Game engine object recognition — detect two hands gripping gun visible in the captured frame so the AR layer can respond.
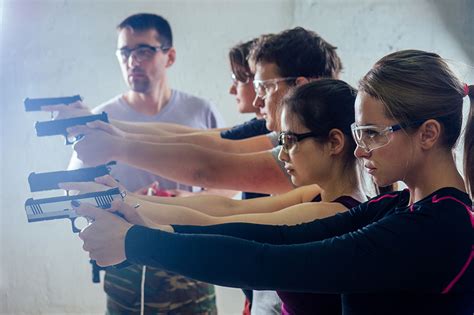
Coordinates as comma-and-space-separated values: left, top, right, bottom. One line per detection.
24, 95, 109, 144
25, 162, 122, 283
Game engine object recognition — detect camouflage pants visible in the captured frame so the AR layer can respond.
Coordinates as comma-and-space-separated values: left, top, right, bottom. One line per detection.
104, 265, 217, 315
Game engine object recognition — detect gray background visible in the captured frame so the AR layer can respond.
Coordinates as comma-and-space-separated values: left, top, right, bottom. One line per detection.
1, 0, 473, 314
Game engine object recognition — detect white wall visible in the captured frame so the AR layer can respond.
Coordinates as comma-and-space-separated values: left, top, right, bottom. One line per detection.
0, 0, 472, 314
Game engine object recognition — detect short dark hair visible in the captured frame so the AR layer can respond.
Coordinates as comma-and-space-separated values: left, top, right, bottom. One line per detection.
229, 34, 274, 82
229, 38, 256, 82
117, 13, 173, 48
250, 27, 342, 79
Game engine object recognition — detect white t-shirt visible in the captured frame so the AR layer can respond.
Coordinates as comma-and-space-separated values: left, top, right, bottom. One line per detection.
70, 89, 224, 192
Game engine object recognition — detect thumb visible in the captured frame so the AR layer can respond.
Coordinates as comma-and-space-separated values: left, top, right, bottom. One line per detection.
67, 125, 92, 138
95, 175, 121, 188
86, 120, 109, 130
73, 201, 104, 220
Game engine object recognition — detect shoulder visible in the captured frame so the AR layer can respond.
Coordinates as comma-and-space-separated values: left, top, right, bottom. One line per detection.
171, 89, 214, 110
297, 184, 322, 202
366, 189, 406, 207
417, 187, 472, 217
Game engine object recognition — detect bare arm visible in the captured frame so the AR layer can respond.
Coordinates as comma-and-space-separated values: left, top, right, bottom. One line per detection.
210, 202, 348, 225
111, 119, 228, 136
123, 132, 273, 154
132, 185, 320, 216
71, 128, 293, 195
88, 120, 273, 154
124, 192, 346, 227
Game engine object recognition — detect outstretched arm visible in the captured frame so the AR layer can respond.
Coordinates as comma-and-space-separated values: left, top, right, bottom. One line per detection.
70, 128, 292, 194
83, 120, 273, 154
132, 184, 319, 216
110, 119, 229, 136
77, 199, 459, 295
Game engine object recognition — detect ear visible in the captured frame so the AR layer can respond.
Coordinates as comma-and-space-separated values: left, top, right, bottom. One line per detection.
165, 47, 176, 68
327, 129, 345, 156
418, 119, 441, 150
295, 76, 309, 86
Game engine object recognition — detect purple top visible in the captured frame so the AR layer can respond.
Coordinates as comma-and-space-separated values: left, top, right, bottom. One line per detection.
278, 195, 361, 315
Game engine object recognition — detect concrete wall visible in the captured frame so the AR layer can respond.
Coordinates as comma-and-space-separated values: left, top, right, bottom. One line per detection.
1, 0, 472, 314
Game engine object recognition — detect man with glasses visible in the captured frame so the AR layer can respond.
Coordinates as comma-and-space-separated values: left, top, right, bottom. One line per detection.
68, 13, 223, 315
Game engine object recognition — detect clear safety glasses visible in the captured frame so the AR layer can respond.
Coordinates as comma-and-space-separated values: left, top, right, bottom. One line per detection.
351, 120, 425, 152
253, 77, 297, 99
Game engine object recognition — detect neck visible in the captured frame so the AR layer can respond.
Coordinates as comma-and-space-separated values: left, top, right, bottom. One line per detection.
319, 162, 366, 203
124, 80, 172, 116
405, 148, 466, 203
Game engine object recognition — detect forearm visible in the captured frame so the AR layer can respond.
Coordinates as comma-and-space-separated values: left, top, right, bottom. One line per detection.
125, 195, 218, 226
122, 225, 358, 293
117, 140, 293, 194
111, 119, 209, 136
123, 132, 271, 154
211, 202, 348, 225
130, 184, 312, 217
130, 193, 242, 216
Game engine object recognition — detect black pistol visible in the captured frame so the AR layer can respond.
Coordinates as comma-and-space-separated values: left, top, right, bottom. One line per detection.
34, 112, 109, 145
28, 162, 116, 192
24, 95, 82, 112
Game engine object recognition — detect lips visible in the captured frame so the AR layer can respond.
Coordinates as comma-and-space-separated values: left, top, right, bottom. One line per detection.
284, 165, 294, 175
364, 164, 377, 174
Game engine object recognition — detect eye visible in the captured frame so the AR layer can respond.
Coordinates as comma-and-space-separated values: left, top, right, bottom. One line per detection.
366, 129, 378, 137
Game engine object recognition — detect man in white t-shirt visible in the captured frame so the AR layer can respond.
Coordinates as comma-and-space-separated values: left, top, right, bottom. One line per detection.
69, 13, 223, 315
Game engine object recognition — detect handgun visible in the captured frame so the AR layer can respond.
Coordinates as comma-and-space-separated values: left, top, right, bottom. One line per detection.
24, 187, 123, 233
24, 95, 82, 112
28, 162, 116, 192
34, 112, 109, 145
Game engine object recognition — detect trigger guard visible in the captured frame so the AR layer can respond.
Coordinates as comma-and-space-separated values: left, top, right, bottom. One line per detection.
71, 217, 81, 233
65, 134, 83, 145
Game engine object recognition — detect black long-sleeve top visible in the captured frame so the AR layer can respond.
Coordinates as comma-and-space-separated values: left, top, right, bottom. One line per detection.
125, 187, 474, 315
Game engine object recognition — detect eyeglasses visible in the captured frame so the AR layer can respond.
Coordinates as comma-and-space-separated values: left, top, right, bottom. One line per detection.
231, 73, 252, 85
116, 44, 170, 63
351, 120, 425, 153
253, 77, 297, 99
278, 131, 320, 153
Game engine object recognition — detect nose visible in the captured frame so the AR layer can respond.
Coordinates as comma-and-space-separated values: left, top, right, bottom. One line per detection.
229, 82, 237, 95
278, 147, 289, 162
253, 95, 264, 109
354, 145, 370, 159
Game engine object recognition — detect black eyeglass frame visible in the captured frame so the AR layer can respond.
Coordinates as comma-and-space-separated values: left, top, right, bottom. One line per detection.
278, 131, 321, 153
115, 44, 171, 62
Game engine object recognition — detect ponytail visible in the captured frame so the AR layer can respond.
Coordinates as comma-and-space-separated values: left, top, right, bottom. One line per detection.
464, 84, 474, 198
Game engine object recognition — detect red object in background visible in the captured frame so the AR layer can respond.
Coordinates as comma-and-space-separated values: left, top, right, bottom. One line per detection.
146, 182, 175, 197
242, 298, 251, 315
